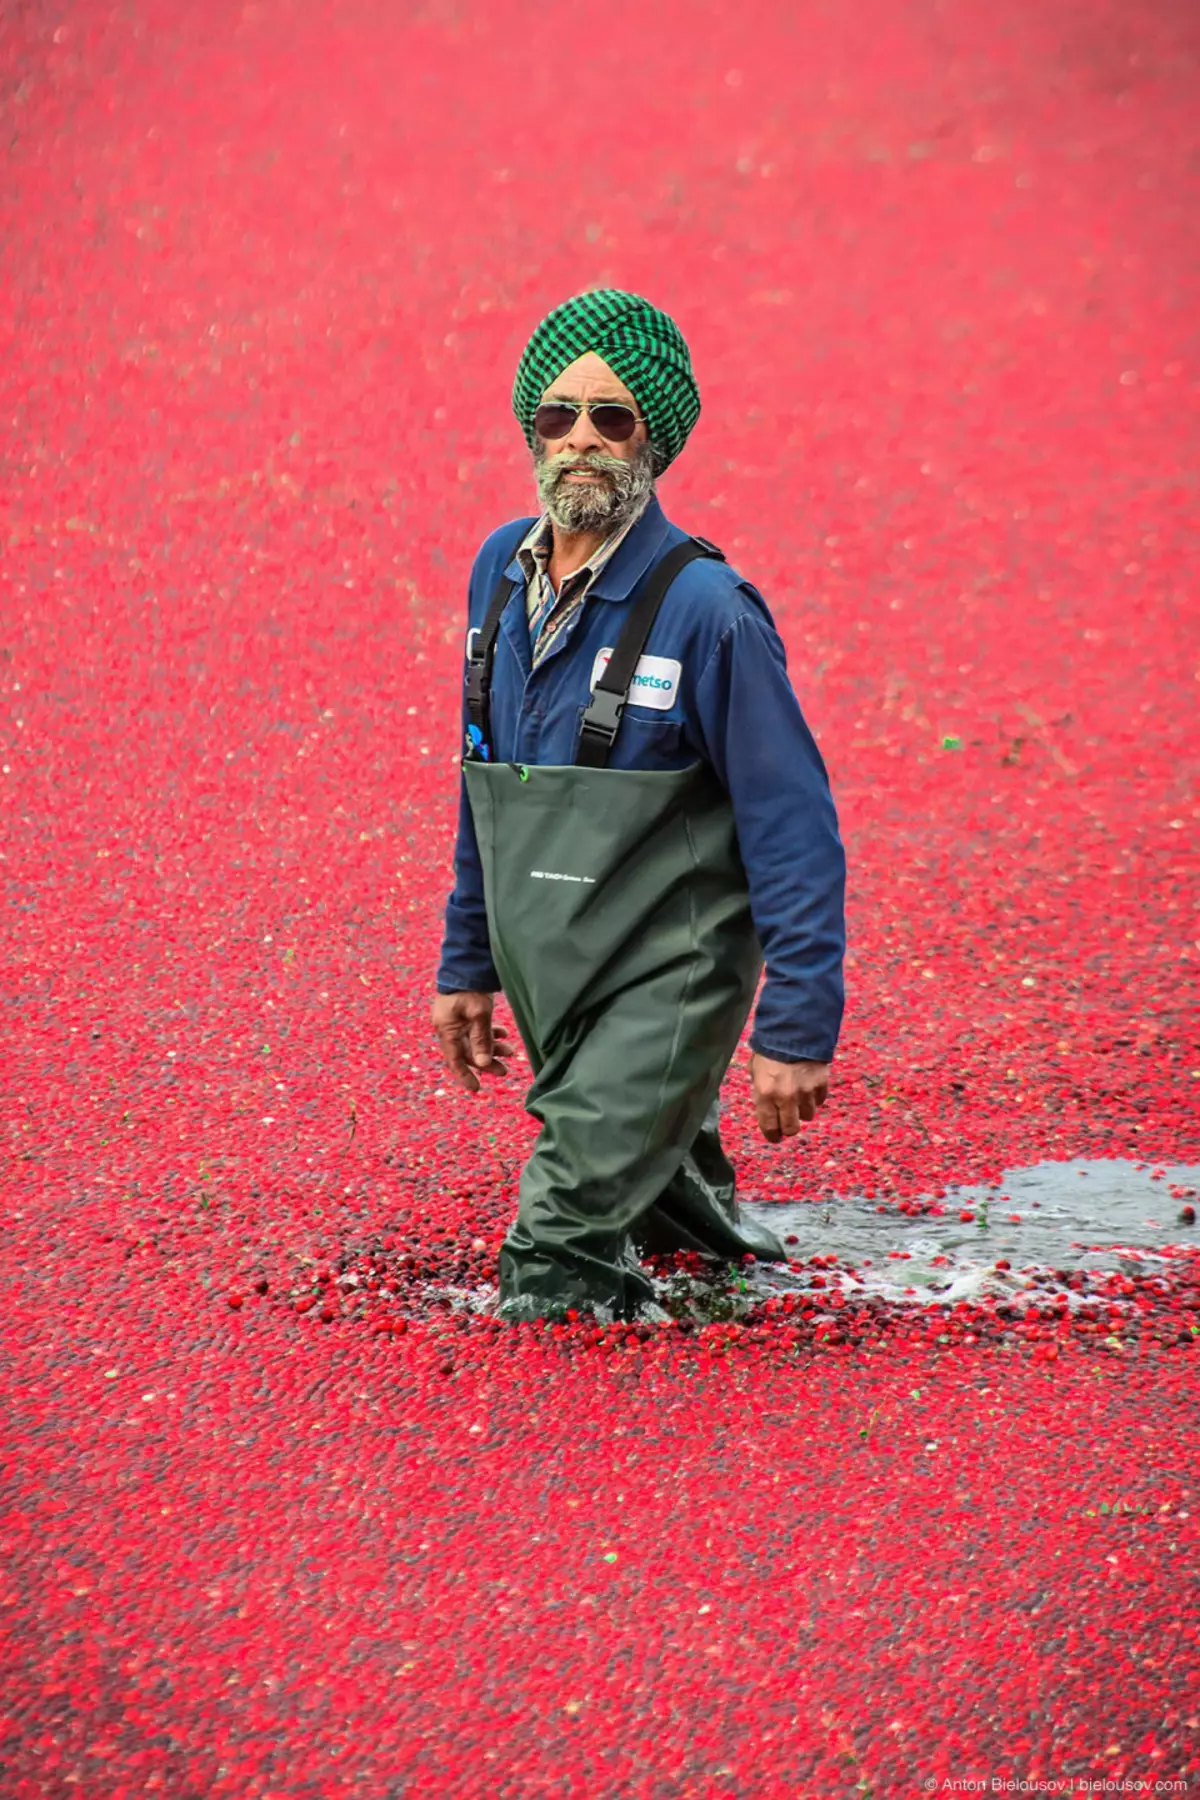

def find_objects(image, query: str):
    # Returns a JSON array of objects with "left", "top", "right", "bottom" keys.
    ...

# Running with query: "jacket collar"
[{"left": 502, "top": 494, "right": 677, "bottom": 605}]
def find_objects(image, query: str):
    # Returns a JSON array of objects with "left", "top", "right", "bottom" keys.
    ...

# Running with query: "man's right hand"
[{"left": 430, "top": 990, "right": 511, "bottom": 1094}]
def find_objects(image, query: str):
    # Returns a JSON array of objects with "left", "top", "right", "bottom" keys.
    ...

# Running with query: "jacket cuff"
[
  {"left": 436, "top": 952, "right": 501, "bottom": 995},
  {"left": 749, "top": 1031, "right": 836, "bottom": 1065}
]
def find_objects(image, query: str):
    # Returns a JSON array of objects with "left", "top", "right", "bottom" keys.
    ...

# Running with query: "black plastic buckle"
[
  {"left": 581, "top": 688, "right": 625, "bottom": 741},
  {"left": 466, "top": 659, "right": 486, "bottom": 709}
]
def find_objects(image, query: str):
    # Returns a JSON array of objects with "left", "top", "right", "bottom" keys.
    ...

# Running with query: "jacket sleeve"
[
  {"left": 435, "top": 768, "right": 501, "bottom": 995},
  {"left": 688, "top": 601, "right": 846, "bottom": 1062},
  {"left": 435, "top": 586, "right": 501, "bottom": 996}
]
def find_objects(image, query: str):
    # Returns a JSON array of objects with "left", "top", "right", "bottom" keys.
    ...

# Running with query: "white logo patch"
[{"left": 589, "top": 648, "right": 682, "bottom": 713}]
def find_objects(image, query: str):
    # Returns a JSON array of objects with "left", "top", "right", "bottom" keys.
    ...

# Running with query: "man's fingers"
[
  {"left": 776, "top": 1094, "right": 803, "bottom": 1137},
  {"left": 430, "top": 995, "right": 509, "bottom": 1094},
  {"left": 754, "top": 1090, "right": 782, "bottom": 1144},
  {"left": 448, "top": 1041, "right": 483, "bottom": 1094},
  {"left": 751, "top": 1055, "right": 835, "bottom": 1141},
  {"left": 467, "top": 1015, "right": 496, "bottom": 1070},
  {"left": 463, "top": 1014, "right": 513, "bottom": 1081},
  {"left": 438, "top": 1024, "right": 481, "bottom": 1094}
]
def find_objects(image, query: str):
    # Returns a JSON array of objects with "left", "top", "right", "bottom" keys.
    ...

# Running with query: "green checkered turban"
[{"left": 513, "top": 289, "right": 700, "bottom": 471}]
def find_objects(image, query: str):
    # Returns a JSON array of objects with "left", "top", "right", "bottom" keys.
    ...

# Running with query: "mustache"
[{"left": 539, "top": 449, "right": 626, "bottom": 483}]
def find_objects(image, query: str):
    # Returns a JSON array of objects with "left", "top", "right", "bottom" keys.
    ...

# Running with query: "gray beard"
[{"left": 534, "top": 441, "right": 656, "bottom": 535}]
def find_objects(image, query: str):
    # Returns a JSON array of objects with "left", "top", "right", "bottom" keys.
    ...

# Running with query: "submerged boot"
[
  {"left": 633, "top": 1099, "right": 786, "bottom": 1264},
  {"left": 497, "top": 1234, "right": 658, "bottom": 1323}
]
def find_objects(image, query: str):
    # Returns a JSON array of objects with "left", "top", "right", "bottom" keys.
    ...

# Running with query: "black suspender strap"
[
  {"left": 575, "top": 535, "right": 725, "bottom": 770},
  {"left": 465, "top": 573, "right": 518, "bottom": 759}
]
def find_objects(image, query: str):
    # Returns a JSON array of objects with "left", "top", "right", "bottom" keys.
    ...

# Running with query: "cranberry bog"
[{"left": 2, "top": 0, "right": 1198, "bottom": 1795}]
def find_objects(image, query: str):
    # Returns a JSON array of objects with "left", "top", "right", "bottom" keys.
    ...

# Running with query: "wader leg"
[
  {"left": 498, "top": 975, "right": 782, "bottom": 1321},
  {"left": 634, "top": 1098, "right": 787, "bottom": 1263}
]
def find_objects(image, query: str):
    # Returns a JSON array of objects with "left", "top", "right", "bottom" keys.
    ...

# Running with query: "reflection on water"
[{"left": 744, "top": 1157, "right": 1199, "bottom": 1308}]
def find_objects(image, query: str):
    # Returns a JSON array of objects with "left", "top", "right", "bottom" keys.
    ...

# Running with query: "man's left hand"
[{"left": 749, "top": 1053, "right": 830, "bottom": 1143}]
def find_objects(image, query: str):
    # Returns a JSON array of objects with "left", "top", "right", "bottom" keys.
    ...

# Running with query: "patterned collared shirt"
[{"left": 516, "top": 509, "right": 641, "bottom": 669}]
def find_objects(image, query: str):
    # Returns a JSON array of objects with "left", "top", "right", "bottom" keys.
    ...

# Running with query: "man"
[{"left": 433, "top": 288, "right": 846, "bottom": 1321}]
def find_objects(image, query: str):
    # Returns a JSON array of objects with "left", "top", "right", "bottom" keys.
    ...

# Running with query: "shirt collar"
[
  {"left": 511, "top": 494, "right": 663, "bottom": 598},
  {"left": 515, "top": 513, "right": 555, "bottom": 583}
]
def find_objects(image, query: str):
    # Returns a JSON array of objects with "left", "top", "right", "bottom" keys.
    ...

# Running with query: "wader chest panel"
[{"left": 461, "top": 536, "right": 785, "bottom": 1316}]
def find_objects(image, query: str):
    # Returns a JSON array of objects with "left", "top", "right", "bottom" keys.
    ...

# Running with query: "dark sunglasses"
[{"left": 533, "top": 400, "right": 645, "bottom": 443}]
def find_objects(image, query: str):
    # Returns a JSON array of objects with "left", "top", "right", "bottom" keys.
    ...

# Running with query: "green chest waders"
[{"left": 464, "top": 537, "right": 786, "bottom": 1320}]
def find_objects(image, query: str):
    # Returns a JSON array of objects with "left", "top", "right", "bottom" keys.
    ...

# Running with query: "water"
[
  {"left": 426, "top": 1157, "right": 1200, "bottom": 1322},
  {"left": 743, "top": 1157, "right": 1200, "bottom": 1309}
]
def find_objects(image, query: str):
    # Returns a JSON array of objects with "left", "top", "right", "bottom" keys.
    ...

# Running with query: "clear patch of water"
[{"left": 744, "top": 1156, "right": 1200, "bottom": 1308}]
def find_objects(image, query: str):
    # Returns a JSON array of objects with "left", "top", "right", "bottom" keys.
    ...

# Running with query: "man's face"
[{"left": 534, "top": 352, "right": 655, "bottom": 534}]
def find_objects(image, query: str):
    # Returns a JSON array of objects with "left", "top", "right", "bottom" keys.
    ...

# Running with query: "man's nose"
[{"left": 563, "top": 406, "right": 606, "bottom": 454}]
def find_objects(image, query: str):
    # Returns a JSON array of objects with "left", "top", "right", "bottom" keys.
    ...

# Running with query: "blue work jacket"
[{"left": 436, "top": 496, "right": 846, "bottom": 1064}]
